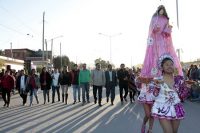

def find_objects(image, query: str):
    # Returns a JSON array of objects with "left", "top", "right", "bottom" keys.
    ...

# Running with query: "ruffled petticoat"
[
  {"left": 138, "top": 83, "right": 154, "bottom": 104},
  {"left": 152, "top": 102, "right": 185, "bottom": 120}
]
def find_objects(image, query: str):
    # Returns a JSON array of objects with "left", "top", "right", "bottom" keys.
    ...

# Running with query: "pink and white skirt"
[{"left": 152, "top": 102, "right": 185, "bottom": 120}]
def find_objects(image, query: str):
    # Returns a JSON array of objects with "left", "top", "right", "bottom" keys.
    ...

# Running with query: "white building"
[{"left": 0, "top": 56, "right": 24, "bottom": 71}]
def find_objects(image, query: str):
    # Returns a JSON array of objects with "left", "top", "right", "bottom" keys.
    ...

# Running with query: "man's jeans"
[
  {"left": 80, "top": 82, "right": 90, "bottom": 102},
  {"left": 93, "top": 85, "right": 103, "bottom": 104},
  {"left": 52, "top": 86, "right": 60, "bottom": 102},
  {"left": 106, "top": 85, "right": 115, "bottom": 102},
  {"left": 72, "top": 85, "right": 80, "bottom": 102}
]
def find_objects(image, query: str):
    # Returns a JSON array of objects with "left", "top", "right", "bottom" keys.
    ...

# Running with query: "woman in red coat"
[{"left": 1, "top": 70, "right": 14, "bottom": 107}]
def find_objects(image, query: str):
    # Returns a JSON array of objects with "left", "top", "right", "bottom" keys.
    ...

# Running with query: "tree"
[
  {"left": 0, "top": 59, "right": 5, "bottom": 68},
  {"left": 0, "top": 50, "right": 4, "bottom": 56},
  {"left": 24, "top": 60, "right": 32, "bottom": 74},
  {"left": 69, "top": 61, "right": 76, "bottom": 70},
  {"left": 36, "top": 66, "right": 43, "bottom": 74},
  {"left": 94, "top": 58, "right": 111, "bottom": 70},
  {"left": 33, "top": 49, "right": 42, "bottom": 57},
  {"left": 53, "top": 55, "right": 70, "bottom": 70}
]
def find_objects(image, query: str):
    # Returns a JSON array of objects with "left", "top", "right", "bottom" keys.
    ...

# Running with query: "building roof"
[{"left": 4, "top": 48, "right": 35, "bottom": 52}]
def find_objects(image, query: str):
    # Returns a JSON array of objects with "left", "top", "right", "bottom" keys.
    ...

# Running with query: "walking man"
[
  {"left": 105, "top": 64, "right": 117, "bottom": 105},
  {"left": 117, "top": 64, "right": 129, "bottom": 104},
  {"left": 79, "top": 63, "right": 91, "bottom": 105},
  {"left": 91, "top": 63, "right": 105, "bottom": 106},
  {"left": 16, "top": 69, "right": 28, "bottom": 106}
]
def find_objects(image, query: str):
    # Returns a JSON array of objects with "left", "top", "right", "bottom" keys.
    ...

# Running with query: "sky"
[{"left": 0, "top": 0, "right": 200, "bottom": 67}]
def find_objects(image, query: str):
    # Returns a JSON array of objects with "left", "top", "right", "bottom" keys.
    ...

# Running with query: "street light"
[
  {"left": 60, "top": 42, "right": 62, "bottom": 68},
  {"left": 98, "top": 33, "right": 122, "bottom": 63},
  {"left": 27, "top": 34, "right": 33, "bottom": 37},
  {"left": 46, "top": 35, "right": 63, "bottom": 65},
  {"left": 10, "top": 42, "right": 13, "bottom": 59},
  {"left": 176, "top": 48, "right": 183, "bottom": 62}
]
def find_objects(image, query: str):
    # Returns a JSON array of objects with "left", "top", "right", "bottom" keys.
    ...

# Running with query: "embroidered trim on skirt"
[{"left": 152, "top": 102, "right": 185, "bottom": 120}]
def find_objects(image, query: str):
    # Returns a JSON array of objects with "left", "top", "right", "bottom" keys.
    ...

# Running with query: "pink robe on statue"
[{"left": 140, "top": 15, "right": 182, "bottom": 78}]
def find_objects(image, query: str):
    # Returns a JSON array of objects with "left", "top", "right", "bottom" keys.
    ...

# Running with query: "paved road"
[{"left": 0, "top": 87, "right": 200, "bottom": 133}]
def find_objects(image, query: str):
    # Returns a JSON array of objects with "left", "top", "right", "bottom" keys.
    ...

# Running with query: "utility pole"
[
  {"left": 47, "top": 35, "right": 63, "bottom": 65},
  {"left": 60, "top": 42, "right": 62, "bottom": 69},
  {"left": 176, "top": 48, "right": 181, "bottom": 61},
  {"left": 45, "top": 39, "right": 48, "bottom": 66},
  {"left": 99, "top": 33, "right": 122, "bottom": 63},
  {"left": 109, "top": 36, "right": 111, "bottom": 63},
  {"left": 176, "top": 0, "right": 179, "bottom": 29},
  {"left": 131, "top": 56, "right": 133, "bottom": 68},
  {"left": 51, "top": 39, "right": 53, "bottom": 64},
  {"left": 10, "top": 42, "right": 13, "bottom": 59},
  {"left": 42, "top": 12, "right": 45, "bottom": 64}
]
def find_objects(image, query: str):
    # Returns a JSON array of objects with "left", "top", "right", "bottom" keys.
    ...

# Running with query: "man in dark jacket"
[
  {"left": 117, "top": 64, "right": 129, "bottom": 104},
  {"left": 16, "top": 70, "right": 28, "bottom": 105},
  {"left": 40, "top": 67, "right": 52, "bottom": 104},
  {"left": 105, "top": 64, "right": 117, "bottom": 105}
]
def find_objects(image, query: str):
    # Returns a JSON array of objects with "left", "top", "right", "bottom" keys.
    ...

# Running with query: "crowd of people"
[
  {"left": 185, "top": 64, "right": 200, "bottom": 101},
  {"left": 0, "top": 62, "right": 198, "bottom": 133},
  {"left": 0, "top": 63, "right": 140, "bottom": 108},
  {"left": 0, "top": 62, "right": 199, "bottom": 107}
]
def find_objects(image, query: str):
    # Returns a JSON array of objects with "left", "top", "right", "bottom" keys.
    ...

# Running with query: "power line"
[
  {"left": 0, "top": 5, "right": 39, "bottom": 35},
  {"left": 0, "top": 23, "right": 25, "bottom": 35},
  {"left": 0, "top": 40, "right": 10, "bottom": 46}
]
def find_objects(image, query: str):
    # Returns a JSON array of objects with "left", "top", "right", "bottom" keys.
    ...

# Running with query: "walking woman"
[
  {"left": 27, "top": 69, "right": 40, "bottom": 106},
  {"left": 128, "top": 69, "right": 137, "bottom": 103},
  {"left": 1, "top": 70, "right": 14, "bottom": 107},
  {"left": 71, "top": 64, "right": 80, "bottom": 104},
  {"left": 137, "top": 77, "right": 154, "bottom": 133},
  {"left": 40, "top": 67, "right": 52, "bottom": 104},
  {"left": 59, "top": 66, "right": 72, "bottom": 104}
]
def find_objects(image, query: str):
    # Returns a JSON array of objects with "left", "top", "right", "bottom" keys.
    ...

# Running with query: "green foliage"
[
  {"left": 24, "top": 60, "right": 31, "bottom": 74},
  {"left": 53, "top": 56, "right": 70, "bottom": 70},
  {"left": 94, "top": 58, "right": 111, "bottom": 70},
  {"left": 69, "top": 61, "right": 76, "bottom": 70},
  {"left": 0, "top": 50, "right": 4, "bottom": 56},
  {"left": 36, "top": 66, "right": 43, "bottom": 74},
  {"left": 0, "top": 59, "right": 5, "bottom": 68}
]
